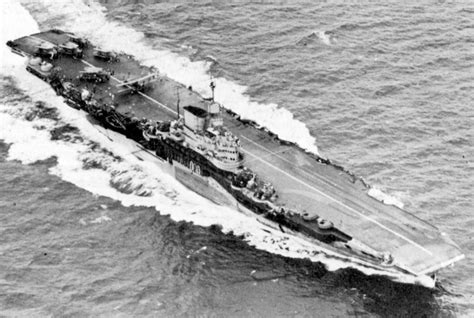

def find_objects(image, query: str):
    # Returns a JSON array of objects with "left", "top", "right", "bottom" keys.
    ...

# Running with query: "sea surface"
[{"left": 1, "top": 0, "right": 473, "bottom": 317}]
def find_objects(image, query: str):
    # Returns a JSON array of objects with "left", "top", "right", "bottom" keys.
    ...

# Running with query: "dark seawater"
[{"left": 1, "top": 0, "right": 473, "bottom": 317}]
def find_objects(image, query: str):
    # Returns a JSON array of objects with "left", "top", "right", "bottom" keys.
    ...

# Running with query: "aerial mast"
[
  {"left": 210, "top": 75, "right": 216, "bottom": 102},
  {"left": 176, "top": 86, "right": 180, "bottom": 119}
]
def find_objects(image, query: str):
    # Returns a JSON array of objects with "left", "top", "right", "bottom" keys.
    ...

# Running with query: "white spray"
[{"left": 0, "top": 0, "right": 429, "bottom": 287}]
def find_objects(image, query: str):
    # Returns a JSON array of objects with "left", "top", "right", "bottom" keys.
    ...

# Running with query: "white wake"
[{"left": 0, "top": 0, "right": 428, "bottom": 287}]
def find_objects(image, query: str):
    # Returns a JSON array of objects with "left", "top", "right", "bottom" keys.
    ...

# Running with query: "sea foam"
[
  {"left": 0, "top": 0, "right": 430, "bottom": 287},
  {"left": 368, "top": 187, "right": 404, "bottom": 209},
  {"left": 20, "top": 0, "right": 319, "bottom": 155},
  {"left": 18, "top": 0, "right": 403, "bottom": 211},
  {"left": 316, "top": 30, "right": 332, "bottom": 45}
]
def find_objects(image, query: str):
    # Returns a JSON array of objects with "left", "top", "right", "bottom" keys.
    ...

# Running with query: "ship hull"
[
  {"left": 94, "top": 122, "right": 437, "bottom": 288},
  {"left": 5, "top": 30, "right": 464, "bottom": 287}
]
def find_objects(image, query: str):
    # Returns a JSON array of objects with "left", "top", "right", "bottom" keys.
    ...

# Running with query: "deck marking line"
[
  {"left": 244, "top": 146, "right": 290, "bottom": 165},
  {"left": 241, "top": 135, "right": 355, "bottom": 196},
  {"left": 80, "top": 59, "right": 433, "bottom": 257},
  {"left": 241, "top": 147, "right": 433, "bottom": 256},
  {"left": 241, "top": 135, "right": 438, "bottom": 231},
  {"left": 241, "top": 134, "right": 388, "bottom": 216}
]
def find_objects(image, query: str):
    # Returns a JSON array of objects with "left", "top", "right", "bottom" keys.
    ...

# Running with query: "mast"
[
  {"left": 210, "top": 76, "right": 216, "bottom": 102},
  {"left": 176, "top": 86, "right": 180, "bottom": 119}
]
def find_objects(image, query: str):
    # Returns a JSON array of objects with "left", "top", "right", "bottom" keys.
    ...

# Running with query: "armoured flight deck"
[{"left": 6, "top": 30, "right": 464, "bottom": 284}]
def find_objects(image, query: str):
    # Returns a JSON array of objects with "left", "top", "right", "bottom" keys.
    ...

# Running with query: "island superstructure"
[{"left": 6, "top": 30, "right": 464, "bottom": 287}]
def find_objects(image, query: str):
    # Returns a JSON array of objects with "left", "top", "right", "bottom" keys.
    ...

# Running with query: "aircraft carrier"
[{"left": 5, "top": 29, "right": 464, "bottom": 287}]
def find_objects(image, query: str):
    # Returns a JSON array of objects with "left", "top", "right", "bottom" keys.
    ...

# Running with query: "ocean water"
[{"left": 1, "top": 0, "right": 473, "bottom": 317}]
